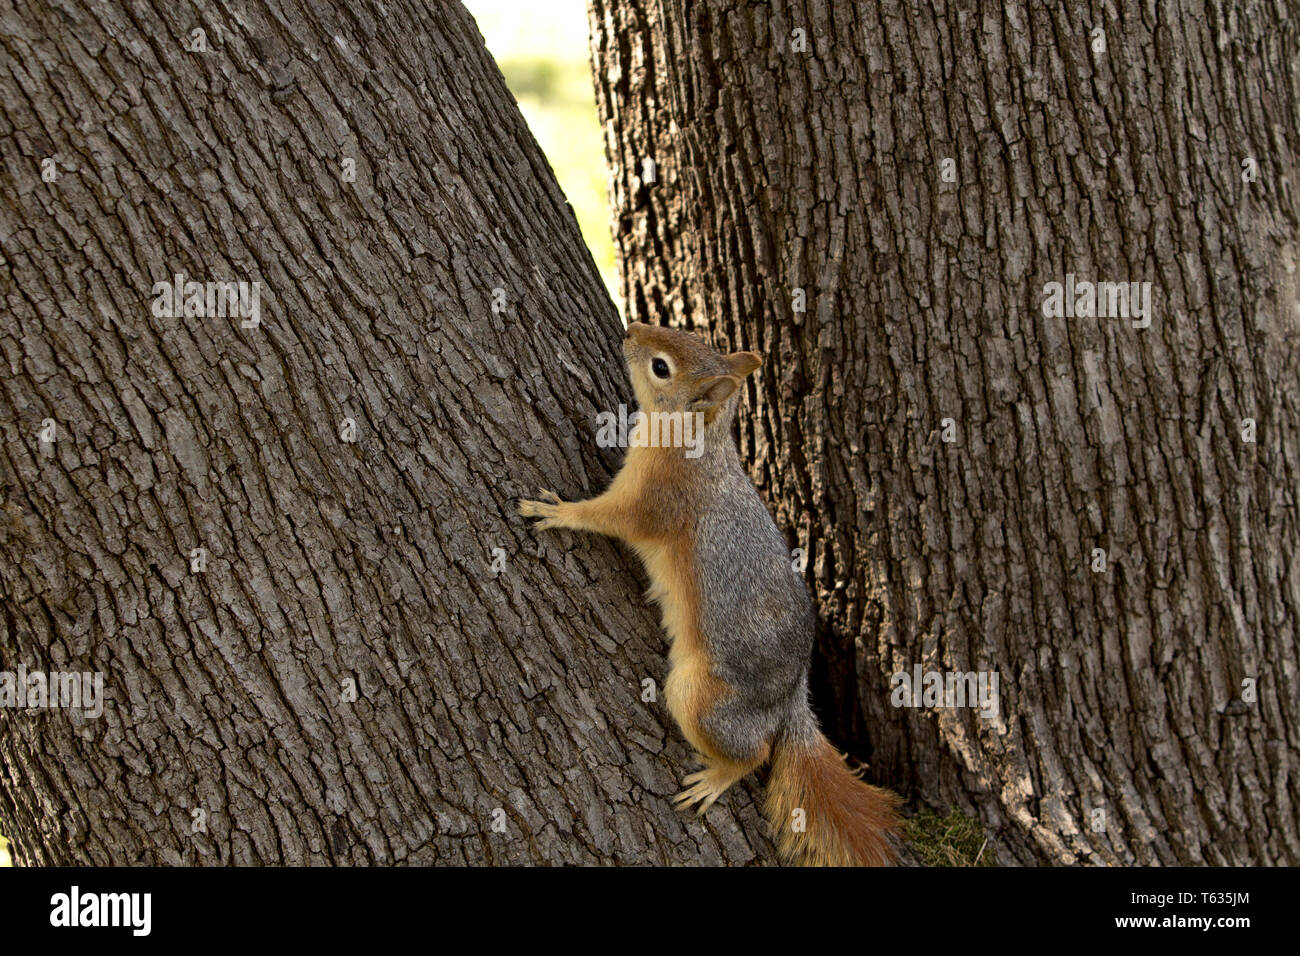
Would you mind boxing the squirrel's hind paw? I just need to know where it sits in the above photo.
[673,770,727,815]
[674,756,763,815]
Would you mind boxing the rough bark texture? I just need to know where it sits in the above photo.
[0,0,778,865]
[590,0,1300,864]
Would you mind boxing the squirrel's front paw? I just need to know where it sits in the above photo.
[518,489,564,529]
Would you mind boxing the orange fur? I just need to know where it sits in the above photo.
[764,732,901,866]
[630,469,730,763]
[521,440,732,760]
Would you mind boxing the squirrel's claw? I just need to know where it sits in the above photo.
[519,489,564,527]
[674,771,724,815]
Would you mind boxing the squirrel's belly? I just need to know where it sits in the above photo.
[633,537,729,758]
[632,538,702,651]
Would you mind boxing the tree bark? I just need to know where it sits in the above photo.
[590,0,1300,864]
[0,0,776,865]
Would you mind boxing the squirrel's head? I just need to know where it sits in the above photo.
[622,322,761,424]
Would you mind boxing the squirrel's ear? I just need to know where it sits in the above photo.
[690,374,740,411]
[726,351,762,378]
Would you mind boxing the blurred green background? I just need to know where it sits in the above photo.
[0,1,607,871]
[465,0,618,305]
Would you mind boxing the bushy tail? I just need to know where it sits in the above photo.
[764,716,901,867]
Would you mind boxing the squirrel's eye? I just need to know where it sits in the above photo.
[651,357,670,379]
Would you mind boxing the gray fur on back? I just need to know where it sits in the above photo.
[688,398,817,759]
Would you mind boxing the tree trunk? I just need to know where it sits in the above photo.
[590,0,1300,864]
[0,0,776,865]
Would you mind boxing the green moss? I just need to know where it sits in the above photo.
[905,807,996,866]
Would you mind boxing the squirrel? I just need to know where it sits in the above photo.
[519,322,900,866]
